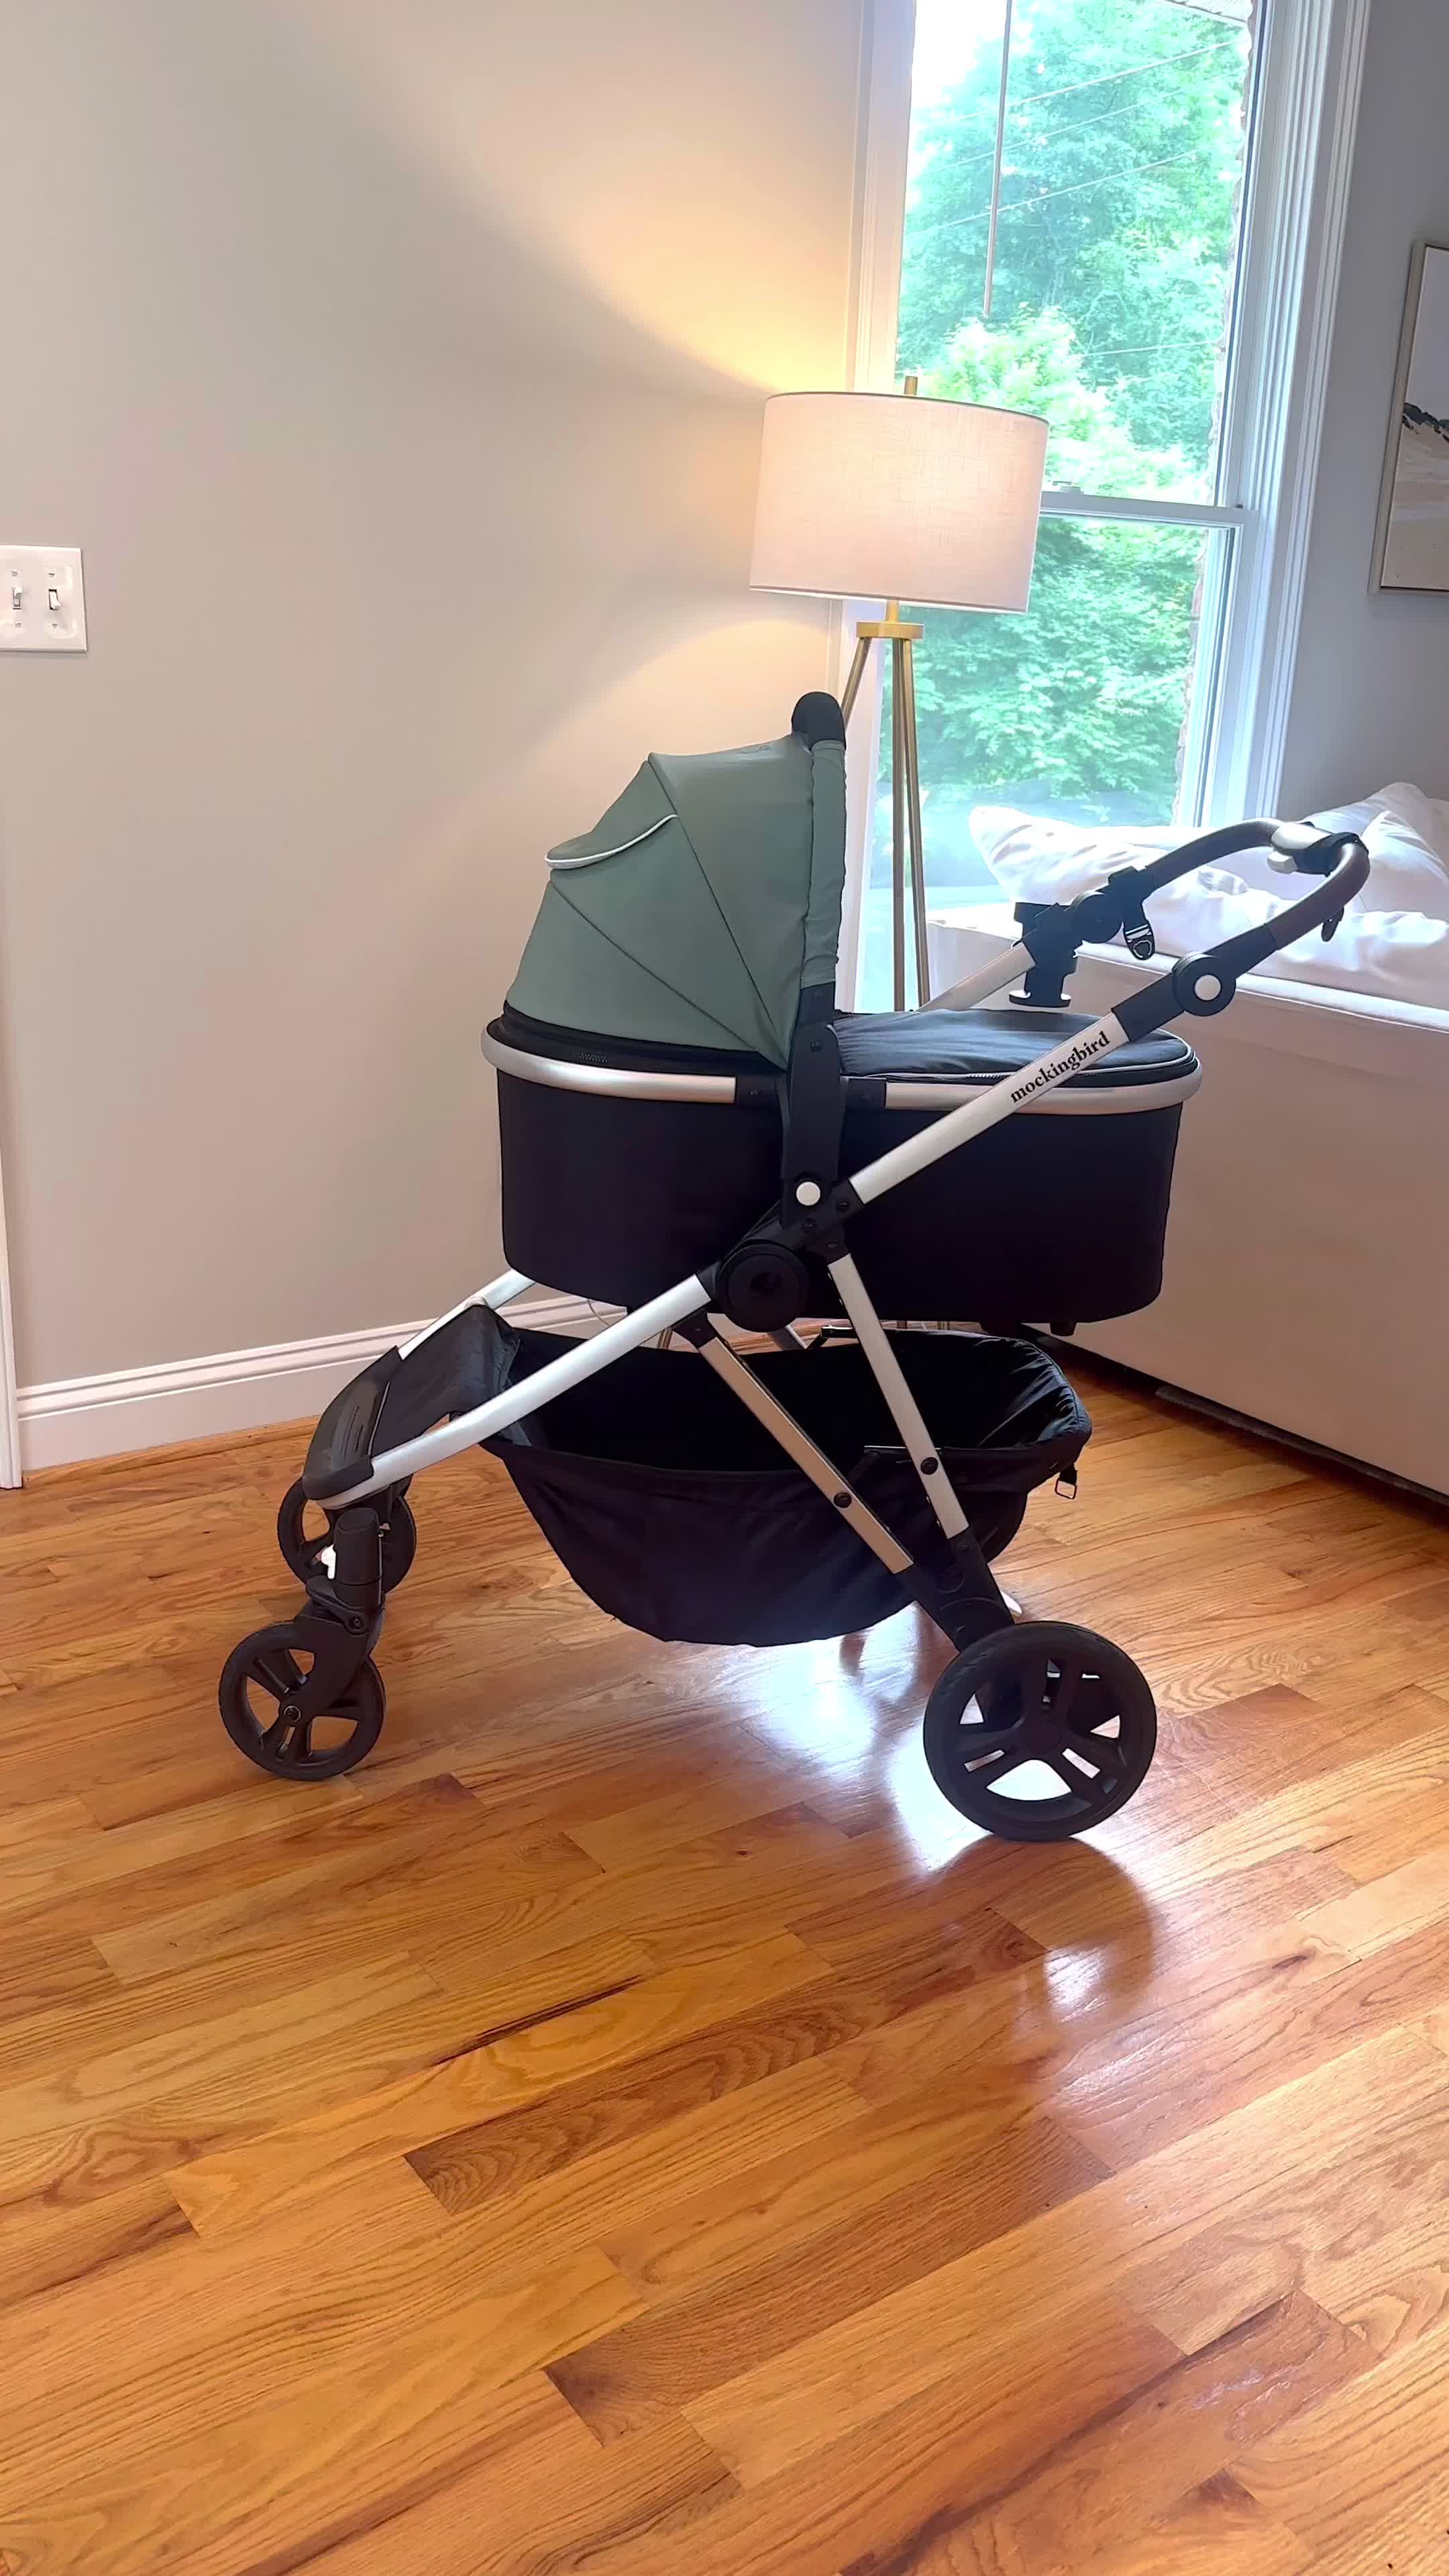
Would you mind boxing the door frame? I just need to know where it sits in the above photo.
[0,1136,20,1485]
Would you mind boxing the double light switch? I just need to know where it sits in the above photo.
[1,547,87,650]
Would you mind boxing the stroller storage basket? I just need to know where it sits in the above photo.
[488,1326,1089,1647]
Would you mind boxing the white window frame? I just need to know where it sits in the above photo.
[836,0,1373,1006]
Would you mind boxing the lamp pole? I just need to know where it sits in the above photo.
[837,376,930,1011]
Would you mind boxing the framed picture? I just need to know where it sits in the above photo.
[1375,241,1449,594]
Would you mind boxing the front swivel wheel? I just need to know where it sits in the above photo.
[923,1620,1155,1841]
[219,1621,386,1780]
[276,1481,417,1595]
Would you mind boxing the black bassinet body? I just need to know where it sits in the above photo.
[486,1002,1200,1324]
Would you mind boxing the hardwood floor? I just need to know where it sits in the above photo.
[0,1358,1447,2573]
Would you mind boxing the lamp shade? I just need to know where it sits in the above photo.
[750,389,1047,612]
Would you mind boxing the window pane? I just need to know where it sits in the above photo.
[858,519,1223,1010]
[898,0,1256,501]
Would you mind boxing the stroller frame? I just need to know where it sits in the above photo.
[219,816,1368,1840]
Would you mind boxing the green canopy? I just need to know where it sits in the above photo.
[507,726,846,1066]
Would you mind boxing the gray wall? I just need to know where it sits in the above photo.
[1279,0,1449,813]
[0,0,863,1386]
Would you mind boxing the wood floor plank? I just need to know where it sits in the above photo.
[1068,2475,1313,2576]
[525,2301,1179,2576]
[1118,2035,1449,2356]
[870,2300,1364,2575]
[0,2172,192,2317]
[0,1921,124,2022]
[0,2161,453,2418]
[407,1981,892,2216]
[784,1873,1040,1990]
[419,1799,873,1984]
[1299,1839,1449,1955]
[0,1795,100,1856]
[1044,1911,1449,2171]
[91,1783,602,1988]
[276,2416,738,2576]
[549,2108,1106,2446]
[674,2027,1440,2498]
[0,1954,447,2215]
[0,1778,362,1921]
[410,2050,863,2277]
[601,2078,1068,2306]
[0,2279,621,2576]
[1234,2308,1449,2561]
[1287,2467,1449,2576]
[567,1768,835,1872]
[0,1365,1443,2575]
[171,1931,833,2235]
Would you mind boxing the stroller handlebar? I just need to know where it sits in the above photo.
[1006,818,1370,1020]
[1108,822,1371,1040]
[1126,816,1371,918]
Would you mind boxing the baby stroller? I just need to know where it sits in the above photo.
[218,694,1367,1841]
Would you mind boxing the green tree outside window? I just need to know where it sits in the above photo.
[876,0,1253,876]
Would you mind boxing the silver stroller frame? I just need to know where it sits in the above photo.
[219,819,1368,1836]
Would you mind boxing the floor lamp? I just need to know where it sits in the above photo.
[750,380,1047,1009]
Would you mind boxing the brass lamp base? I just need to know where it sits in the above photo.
[841,604,930,1012]
[836,370,932,1013]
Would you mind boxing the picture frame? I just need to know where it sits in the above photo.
[1373,240,1449,594]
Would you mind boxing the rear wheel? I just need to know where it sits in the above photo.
[922,1619,1155,1841]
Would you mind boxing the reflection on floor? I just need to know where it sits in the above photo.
[0,1354,1447,2572]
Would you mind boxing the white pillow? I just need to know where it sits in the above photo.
[1135,866,1449,1011]
[969,808,1178,907]
[1318,787,1449,922]
[972,792,1449,914]
[969,798,1449,1008]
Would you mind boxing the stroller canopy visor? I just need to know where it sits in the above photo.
[506,720,847,1066]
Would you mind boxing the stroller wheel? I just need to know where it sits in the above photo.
[219,1621,386,1780]
[922,1621,1155,1842]
[276,1481,417,1595]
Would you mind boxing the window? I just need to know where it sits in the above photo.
[850,0,1367,1005]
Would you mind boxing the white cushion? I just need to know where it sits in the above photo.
[969,790,1449,1008]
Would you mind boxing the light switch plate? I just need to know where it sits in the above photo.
[1,547,87,651]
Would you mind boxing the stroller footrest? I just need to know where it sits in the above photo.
[303,1305,518,1502]
[304,1350,405,1502]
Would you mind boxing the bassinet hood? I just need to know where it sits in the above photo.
[506,699,847,1065]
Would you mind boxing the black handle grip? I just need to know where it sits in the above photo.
[1191,830,1369,990]
[1116,818,1368,927]
[1114,827,1371,1038]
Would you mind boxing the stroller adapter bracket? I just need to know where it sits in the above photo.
[713,1239,814,1334]
[1014,867,1157,1006]
[706,1173,865,1332]
[1010,902,1079,1010]
[782,1014,845,1214]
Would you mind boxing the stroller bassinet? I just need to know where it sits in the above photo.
[219,691,1369,1843]
[488,1001,1199,1322]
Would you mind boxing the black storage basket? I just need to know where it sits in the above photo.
[487,1326,1090,1647]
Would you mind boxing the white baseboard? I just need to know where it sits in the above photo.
[17,1294,596,1474]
